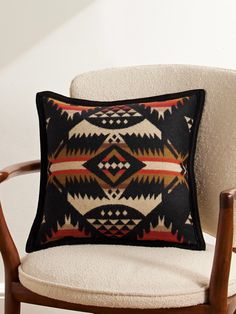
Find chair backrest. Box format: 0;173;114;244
70;64;236;244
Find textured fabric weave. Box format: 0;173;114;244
19;244;236;308
26;90;205;252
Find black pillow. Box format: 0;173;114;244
26;89;205;252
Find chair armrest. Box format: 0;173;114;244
209;188;236;312
0;160;40;282
0;160;40;183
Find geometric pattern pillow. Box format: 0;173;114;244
26;90;205;252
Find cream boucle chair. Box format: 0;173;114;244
0;64;236;314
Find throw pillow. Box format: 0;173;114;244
26;89;205;252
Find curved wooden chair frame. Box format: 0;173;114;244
0;160;236;314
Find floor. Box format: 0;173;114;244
0;298;86;314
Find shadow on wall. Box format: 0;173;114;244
0;0;94;69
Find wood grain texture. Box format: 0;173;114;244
209;189;236;313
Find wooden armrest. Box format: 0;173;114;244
209;187;236;312
0;160;40;183
0;160;40;283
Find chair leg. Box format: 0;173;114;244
4;292;20;314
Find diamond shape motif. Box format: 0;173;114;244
83;145;146;187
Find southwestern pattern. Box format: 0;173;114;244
26;90;205;252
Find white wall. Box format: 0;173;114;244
0;0;234;312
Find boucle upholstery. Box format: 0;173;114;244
70;64;236;246
19;244;236;308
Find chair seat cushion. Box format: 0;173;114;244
19;244;236;309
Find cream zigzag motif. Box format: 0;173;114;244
151;107;173;119
104;133;125;144
61;109;79;120
142;98;186;119
67;193;162;217
185;214;193;225
104;188;125;199
184;116;194;132
149;217;173;232
56;215;79;230
89;108;142;118
69;119;161;140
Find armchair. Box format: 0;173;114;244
1;64;236;314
